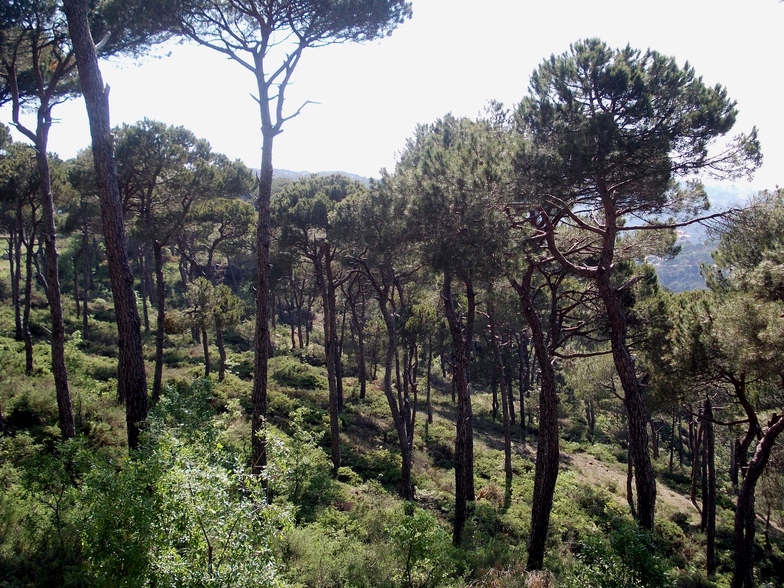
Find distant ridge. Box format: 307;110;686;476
254;168;371;186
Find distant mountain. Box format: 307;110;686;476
652;181;758;292
265;168;371;186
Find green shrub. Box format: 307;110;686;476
562;523;669;588
271;356;327;390
387;506;459;588
283;524;395;588
81;415;292;587
266;408;337;522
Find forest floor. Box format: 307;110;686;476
564;452;702;526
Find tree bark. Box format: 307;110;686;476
34;142;75;440
251;129;272;475
703;398;716;577
731;415;784;588
62;0;149;450
513;267;559;571
22;206;37;375
314;252;341;472
598;266;656;530
202;327;210;377
152;242;166;401
442;272;475;545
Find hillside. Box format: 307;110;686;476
2;284;783;587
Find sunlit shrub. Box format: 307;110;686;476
80;390;293;588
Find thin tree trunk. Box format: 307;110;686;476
443;272;475;545
216;319;227;382
152;242;166;402
23;217;36;375
315;253;341;472
74;251;81;319
12;223;23;341
627;444;637;520
691;414;703;516
513;268;559;571
63;0;148;449
138;250;150;333
426;333;433;424
202;327;211;377
518;331;529;441
703;398;716;577
344;276;368;399
81;226;90;339
669;411;677;475
33;144;75;440
487;298;512;493
650;419;659;459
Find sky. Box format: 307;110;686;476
7;0;784;193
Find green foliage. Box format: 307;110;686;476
0;435;90;587
265;408;337;521
81;378;292;588
387;506;459;588
563;523;669;588
283;523;395;588
271;356;328;390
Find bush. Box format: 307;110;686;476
81;402;293;588
562;523;669;588
387;506;459;588
271;356;327;390
266;409;337;522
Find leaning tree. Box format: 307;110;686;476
515;38;760;530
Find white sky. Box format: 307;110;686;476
8;0;784;192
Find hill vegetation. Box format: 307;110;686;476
1;5;782;588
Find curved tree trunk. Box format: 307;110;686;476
63;0;148;449
731;415;784;588
381;304;414;501
598;268;656;530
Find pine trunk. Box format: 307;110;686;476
63;0;148;449
598;266;656;530
703;398;716;576
731;416;784;588
34;142;75;440
153;242;165;401
443;272;475;545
